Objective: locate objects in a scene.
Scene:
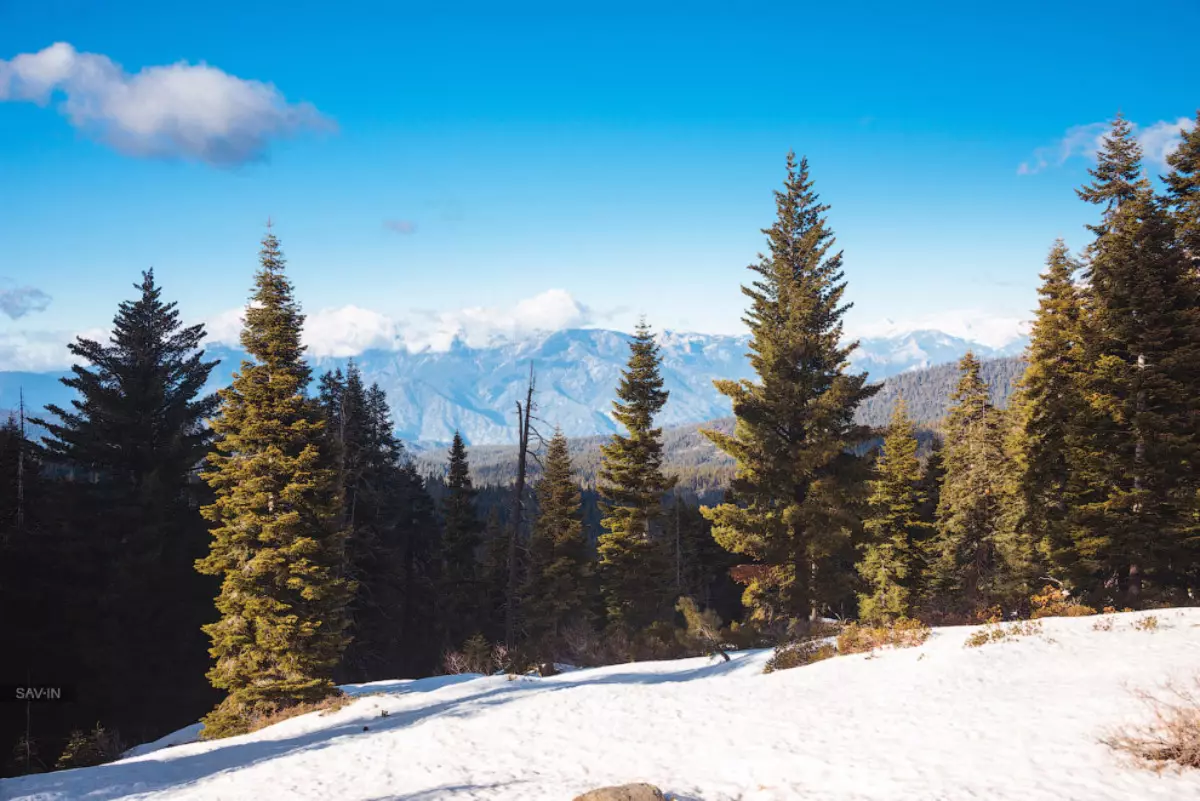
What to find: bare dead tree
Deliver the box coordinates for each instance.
[506,362,545,649]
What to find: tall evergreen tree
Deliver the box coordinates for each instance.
[31,269,219,744]
[1007,241,1087,576]
[522,430,589,651]
[197,231,352,737]
[440,432,484,647]
[927,353,1026,615]
[702,153,878,624]
[857,399,930,622]
[1164,111,1200,266]
[597,320,677,631]
[1073,117,1200,605]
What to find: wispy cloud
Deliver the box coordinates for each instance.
[1018,116,1196,175]
[383,219,418,235]
[0,285,52,319]
[0,42,333,165]
[847,310,1031,349]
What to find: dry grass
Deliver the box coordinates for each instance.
[246,693,353,734]
[1030,584,1097,619]
[836,618,931,655]
[1104,679,1200,771]
[763,640,836,673]
[1133,615,1161,632]
[965,619,1047,648]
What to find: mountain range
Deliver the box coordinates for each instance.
[0,327,1028,447]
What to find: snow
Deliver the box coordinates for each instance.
[5,609,1200,801]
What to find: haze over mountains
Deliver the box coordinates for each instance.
[0,327,1028,446]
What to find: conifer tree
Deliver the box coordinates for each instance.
[857,399,930,623]
[522,430,589,650]
[597,320,677,631]
[32,269,219,743]
[1073,117,1200,605]
[440,432,484,647]
[702,153,878,624]
[197,231,352,737]
[1006,241,1086,577]
[927,353,1026,614]
[1164,111,1200,265]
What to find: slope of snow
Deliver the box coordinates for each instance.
[5,609,1200,801]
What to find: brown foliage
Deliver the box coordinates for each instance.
[1105,679,1200,771]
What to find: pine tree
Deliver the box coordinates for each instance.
[597,320,677,631]
[31,269,219,744]
[702,153,878,624]
[440,432,484,647]
[857,399,930,622]
[1007,241,1087,576]
[1073,117,1200,605]
[522,430,589,651]
[1164,111,1200,266]
[197,231,352,737]
[928,353,1026,615]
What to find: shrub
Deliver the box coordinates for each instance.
[245,693,351,734]
[965,619,1046,648]
[1030,584,1096,619]
[1092,616,1116,632]
[1134,615,1160,632]
[837,618,931,655]
[763,640,836,674]
[54,724,124,770]
[1104,679,1200,770]
[675,597,731,662]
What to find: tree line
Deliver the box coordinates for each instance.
[2,112,1198,774]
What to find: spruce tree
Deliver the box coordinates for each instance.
[197,231,352,737]
[440,432,484,647]
[928,353,1026,615]
[1164,111,1200,265]
[857,399,930,623]
[702,153,878,624]
[522,430,589,651]
[32,269,219,744]
[1007,241,1087,576]
[597,320,677,631]
[1073,117,1200,605]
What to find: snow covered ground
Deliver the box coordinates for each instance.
[5,609,1200,801]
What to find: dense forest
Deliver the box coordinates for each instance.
[2,113,1198,776]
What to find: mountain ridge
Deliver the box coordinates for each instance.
[0,327,1027,446]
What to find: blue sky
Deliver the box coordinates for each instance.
[1,0,1197,369]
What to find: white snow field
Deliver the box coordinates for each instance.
[5,609,1200,801]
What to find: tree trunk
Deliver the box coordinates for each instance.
[506,364,536,649]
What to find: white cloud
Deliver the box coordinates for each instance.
[0,326,108,371]
[304,305,401,357]
[847,310,1031,349]
[0,42,332,165]
[1018,116,1196,175]
[206,289,595,356]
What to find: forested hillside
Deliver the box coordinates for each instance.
[417,355,1026,492]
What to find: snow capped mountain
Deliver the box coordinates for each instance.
[0,327,1029,447]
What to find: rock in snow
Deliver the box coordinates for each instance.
[573,783,667,801]
[3,609,1200,800]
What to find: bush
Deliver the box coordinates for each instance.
[837,618,931,655]
[965,619,1046,648]
[245,693,352,734]
[1105,679,1200,770]
[54,724,124,770]
[1134,615,1160,632]
[763,640,836,674]
[1030,584,1096,619]
[675,597,731,662]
